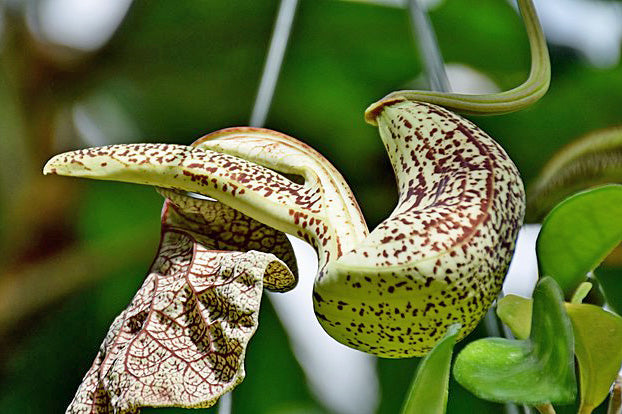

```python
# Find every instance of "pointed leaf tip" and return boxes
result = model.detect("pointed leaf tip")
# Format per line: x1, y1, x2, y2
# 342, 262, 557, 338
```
401, 324, 461, 414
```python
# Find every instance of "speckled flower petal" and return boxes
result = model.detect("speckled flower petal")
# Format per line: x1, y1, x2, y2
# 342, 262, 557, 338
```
45, 115, 524, 358
66, 193, 295, 413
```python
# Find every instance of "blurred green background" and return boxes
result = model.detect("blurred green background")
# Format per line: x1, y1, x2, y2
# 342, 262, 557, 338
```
0, 0, 621, 412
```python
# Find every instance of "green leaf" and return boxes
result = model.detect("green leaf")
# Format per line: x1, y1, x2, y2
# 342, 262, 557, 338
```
401, 324, 461, 414
496, 294, 532, 340
454, 277, 576, 405
565, 303, 622, 414
537, 184, 622, 298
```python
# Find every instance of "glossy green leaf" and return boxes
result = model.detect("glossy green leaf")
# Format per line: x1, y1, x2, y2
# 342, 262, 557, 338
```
565, 303, 622, 414
537, 185, 622, 297
496, 294, 532, 340
454, 277, 576, 405
400, 324, 460, 414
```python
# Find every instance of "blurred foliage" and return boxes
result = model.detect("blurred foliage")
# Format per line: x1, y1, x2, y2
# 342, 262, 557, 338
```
0, 0, 621, 413
598, 265, 622, 315
526, 126, 622, 221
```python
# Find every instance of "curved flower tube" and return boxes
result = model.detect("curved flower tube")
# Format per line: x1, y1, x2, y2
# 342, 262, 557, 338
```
45, 117, 524, 358
43, 0, 547, 360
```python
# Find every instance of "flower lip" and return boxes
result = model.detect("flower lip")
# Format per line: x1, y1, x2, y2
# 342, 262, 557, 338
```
364, 96, 408, 126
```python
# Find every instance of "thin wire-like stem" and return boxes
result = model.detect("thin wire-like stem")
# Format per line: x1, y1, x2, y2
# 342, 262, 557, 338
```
249, 0, 299, 127
218, 392, 233, 414
365, 0, 550, 124
213, 2, 299, 413
408, 0, 451, 92
483, 306, 502, 337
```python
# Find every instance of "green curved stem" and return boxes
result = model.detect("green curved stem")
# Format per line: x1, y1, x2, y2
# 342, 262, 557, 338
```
365, 0, 550, 124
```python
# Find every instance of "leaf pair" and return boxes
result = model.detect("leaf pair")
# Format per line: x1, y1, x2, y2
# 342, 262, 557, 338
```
497, 293, 622, 414
453, 277, 576, 406
461, 184, 622, 412
527, 144, 622, 411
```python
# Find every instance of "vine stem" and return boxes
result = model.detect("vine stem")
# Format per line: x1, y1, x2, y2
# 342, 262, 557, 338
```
218, 392, 233, 414
365, 0, 550, 124
407, 0, 450, 92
